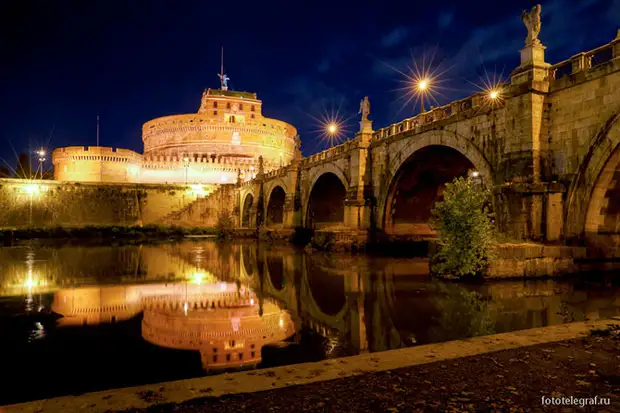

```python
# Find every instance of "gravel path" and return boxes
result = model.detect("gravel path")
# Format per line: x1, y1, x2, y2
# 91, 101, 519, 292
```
119, 327, 620, 412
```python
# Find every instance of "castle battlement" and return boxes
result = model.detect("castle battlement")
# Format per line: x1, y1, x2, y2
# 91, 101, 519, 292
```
52, 84, 299, 185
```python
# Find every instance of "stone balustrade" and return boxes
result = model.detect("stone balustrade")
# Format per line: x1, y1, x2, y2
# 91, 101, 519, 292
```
550, 36, 619, 81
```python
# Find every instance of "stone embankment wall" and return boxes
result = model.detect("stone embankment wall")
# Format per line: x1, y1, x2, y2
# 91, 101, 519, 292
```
158, 184, 237, 227
0, 178, 211, 228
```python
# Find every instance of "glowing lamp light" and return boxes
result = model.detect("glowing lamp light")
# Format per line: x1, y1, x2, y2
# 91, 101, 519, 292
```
489, 90, 499, 100
470, 171, 480, 178
22, 184, 41, 195
37, 150, 46, 157
190, 271, 205, 285
327, 123, 338, 135
183, 301, 189, 316
183, 157, 189, 162
417, 78, 429, 91
279, 317, 284, 328
188, 184, 207, 197
250, 298, 255, 306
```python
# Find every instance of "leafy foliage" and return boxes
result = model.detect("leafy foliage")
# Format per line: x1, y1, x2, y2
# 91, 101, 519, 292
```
215, 210, 235, 239
429, 283, 497, 342
430, 176, 496, 278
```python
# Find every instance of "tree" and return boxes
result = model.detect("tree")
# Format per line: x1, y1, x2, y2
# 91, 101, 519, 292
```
430, 176, 496, 278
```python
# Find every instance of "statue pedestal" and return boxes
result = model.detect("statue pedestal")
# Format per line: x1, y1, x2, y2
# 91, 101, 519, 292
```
359, 119, 373, 134
520, 42, 546, 66
511, 42, 550, 86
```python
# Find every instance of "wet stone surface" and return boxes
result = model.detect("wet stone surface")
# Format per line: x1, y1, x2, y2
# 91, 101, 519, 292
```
118, 328, 620, 412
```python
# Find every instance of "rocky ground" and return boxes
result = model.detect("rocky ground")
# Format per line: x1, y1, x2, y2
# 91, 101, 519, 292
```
119, 327, 620, 412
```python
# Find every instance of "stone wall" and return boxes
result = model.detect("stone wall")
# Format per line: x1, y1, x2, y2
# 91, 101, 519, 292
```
0, 178, 210, 228
158, 184, 237, 227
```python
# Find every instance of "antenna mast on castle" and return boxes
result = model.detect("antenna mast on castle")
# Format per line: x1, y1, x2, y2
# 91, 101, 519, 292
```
217, 46, 230, 91
96, 114, 100, 147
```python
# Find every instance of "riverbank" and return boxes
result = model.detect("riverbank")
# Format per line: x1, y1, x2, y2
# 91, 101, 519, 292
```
122, 324, 620, 412
4, 319, 618, 413
0, 225, 225, 246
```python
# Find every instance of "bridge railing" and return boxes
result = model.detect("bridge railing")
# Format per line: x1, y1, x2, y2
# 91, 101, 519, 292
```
372, 89, 504, 142
299, 139, 358, 167
550, 35, 619, 81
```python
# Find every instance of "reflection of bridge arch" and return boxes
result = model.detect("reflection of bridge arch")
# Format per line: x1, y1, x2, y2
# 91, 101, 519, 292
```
378, 131, 493, 235
299, 256, 349, 332
566, 112, 620, 257
304, 170, 349, 229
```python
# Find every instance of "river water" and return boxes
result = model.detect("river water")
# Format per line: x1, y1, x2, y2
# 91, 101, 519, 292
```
0, 239, 619, 405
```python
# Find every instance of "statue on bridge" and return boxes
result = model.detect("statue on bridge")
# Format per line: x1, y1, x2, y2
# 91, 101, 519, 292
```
359, 96, 371, 121
521, 4, 542, 47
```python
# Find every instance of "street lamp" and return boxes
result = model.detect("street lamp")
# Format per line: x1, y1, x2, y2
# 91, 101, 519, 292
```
183, 157, 190, 185
35, 149, 46, 179
326, 123, 338, 148
417, 78, 430, 113
469, 170, 483, 190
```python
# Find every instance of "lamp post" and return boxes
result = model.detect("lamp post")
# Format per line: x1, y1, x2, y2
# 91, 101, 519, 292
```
36, 149, 46, 179
417, 78, 429, 113
183, 157, 190, 185
327, 123, 338, 148
469, 170, 483, 191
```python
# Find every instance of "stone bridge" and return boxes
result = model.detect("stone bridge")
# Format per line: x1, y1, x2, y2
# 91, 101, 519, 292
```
236, 28, 620, 257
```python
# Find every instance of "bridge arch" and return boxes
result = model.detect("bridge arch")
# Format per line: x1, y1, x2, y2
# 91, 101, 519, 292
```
266, 185, 286, 226
378, 130, 493, 235
303, 165, 349, 229
566, 112, 620, 257
241, 193, 254, 227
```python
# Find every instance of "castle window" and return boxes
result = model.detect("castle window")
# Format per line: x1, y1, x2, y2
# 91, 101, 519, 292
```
213, 110, 218, 116
239, 104, 243, 110
239, 352, 243, 360
230, 115, 236, 123
251, 114, 255, 119
213, 355, 218, 362
226, 103, 231, 109
213, 102, 218, 108
226, 354, 231, 362
251, 105, 255, 112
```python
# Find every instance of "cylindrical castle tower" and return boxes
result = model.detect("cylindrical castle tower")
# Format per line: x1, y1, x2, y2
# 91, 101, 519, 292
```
52, 87, 299, 185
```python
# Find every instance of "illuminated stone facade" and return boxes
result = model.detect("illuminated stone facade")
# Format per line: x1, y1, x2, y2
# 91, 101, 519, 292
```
52, 89, 299, 185
51, 282, 295, 371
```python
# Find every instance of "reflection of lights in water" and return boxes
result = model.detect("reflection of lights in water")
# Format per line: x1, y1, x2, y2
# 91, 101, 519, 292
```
183, 301, 189, 316
250, 298, 255, 306
325, 336, 339, 356
231, 317, 241, 332
28, 322, 46, 342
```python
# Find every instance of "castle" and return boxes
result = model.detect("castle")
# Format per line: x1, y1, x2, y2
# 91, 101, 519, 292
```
52, 86, 299, 185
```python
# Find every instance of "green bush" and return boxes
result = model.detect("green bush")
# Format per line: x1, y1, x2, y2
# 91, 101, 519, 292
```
430, 176, 496, 278
216, 211, 235, 239
310, 231, 336, 251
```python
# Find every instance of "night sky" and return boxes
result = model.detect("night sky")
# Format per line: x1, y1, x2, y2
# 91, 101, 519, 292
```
1, 0, 618, 172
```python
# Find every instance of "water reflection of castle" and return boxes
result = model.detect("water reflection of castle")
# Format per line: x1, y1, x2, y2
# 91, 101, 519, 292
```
7, 240, 620, 363
52, 283, 295, 371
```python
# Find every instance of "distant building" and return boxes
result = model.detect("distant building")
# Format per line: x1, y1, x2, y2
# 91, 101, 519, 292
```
52, 88, 299, 184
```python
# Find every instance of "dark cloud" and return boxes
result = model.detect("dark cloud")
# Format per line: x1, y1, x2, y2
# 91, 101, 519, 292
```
381, 27, 409, 48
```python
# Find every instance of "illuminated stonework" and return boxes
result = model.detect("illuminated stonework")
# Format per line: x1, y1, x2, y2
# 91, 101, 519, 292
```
51, 282, 296, 371
52, 88, 299, 185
